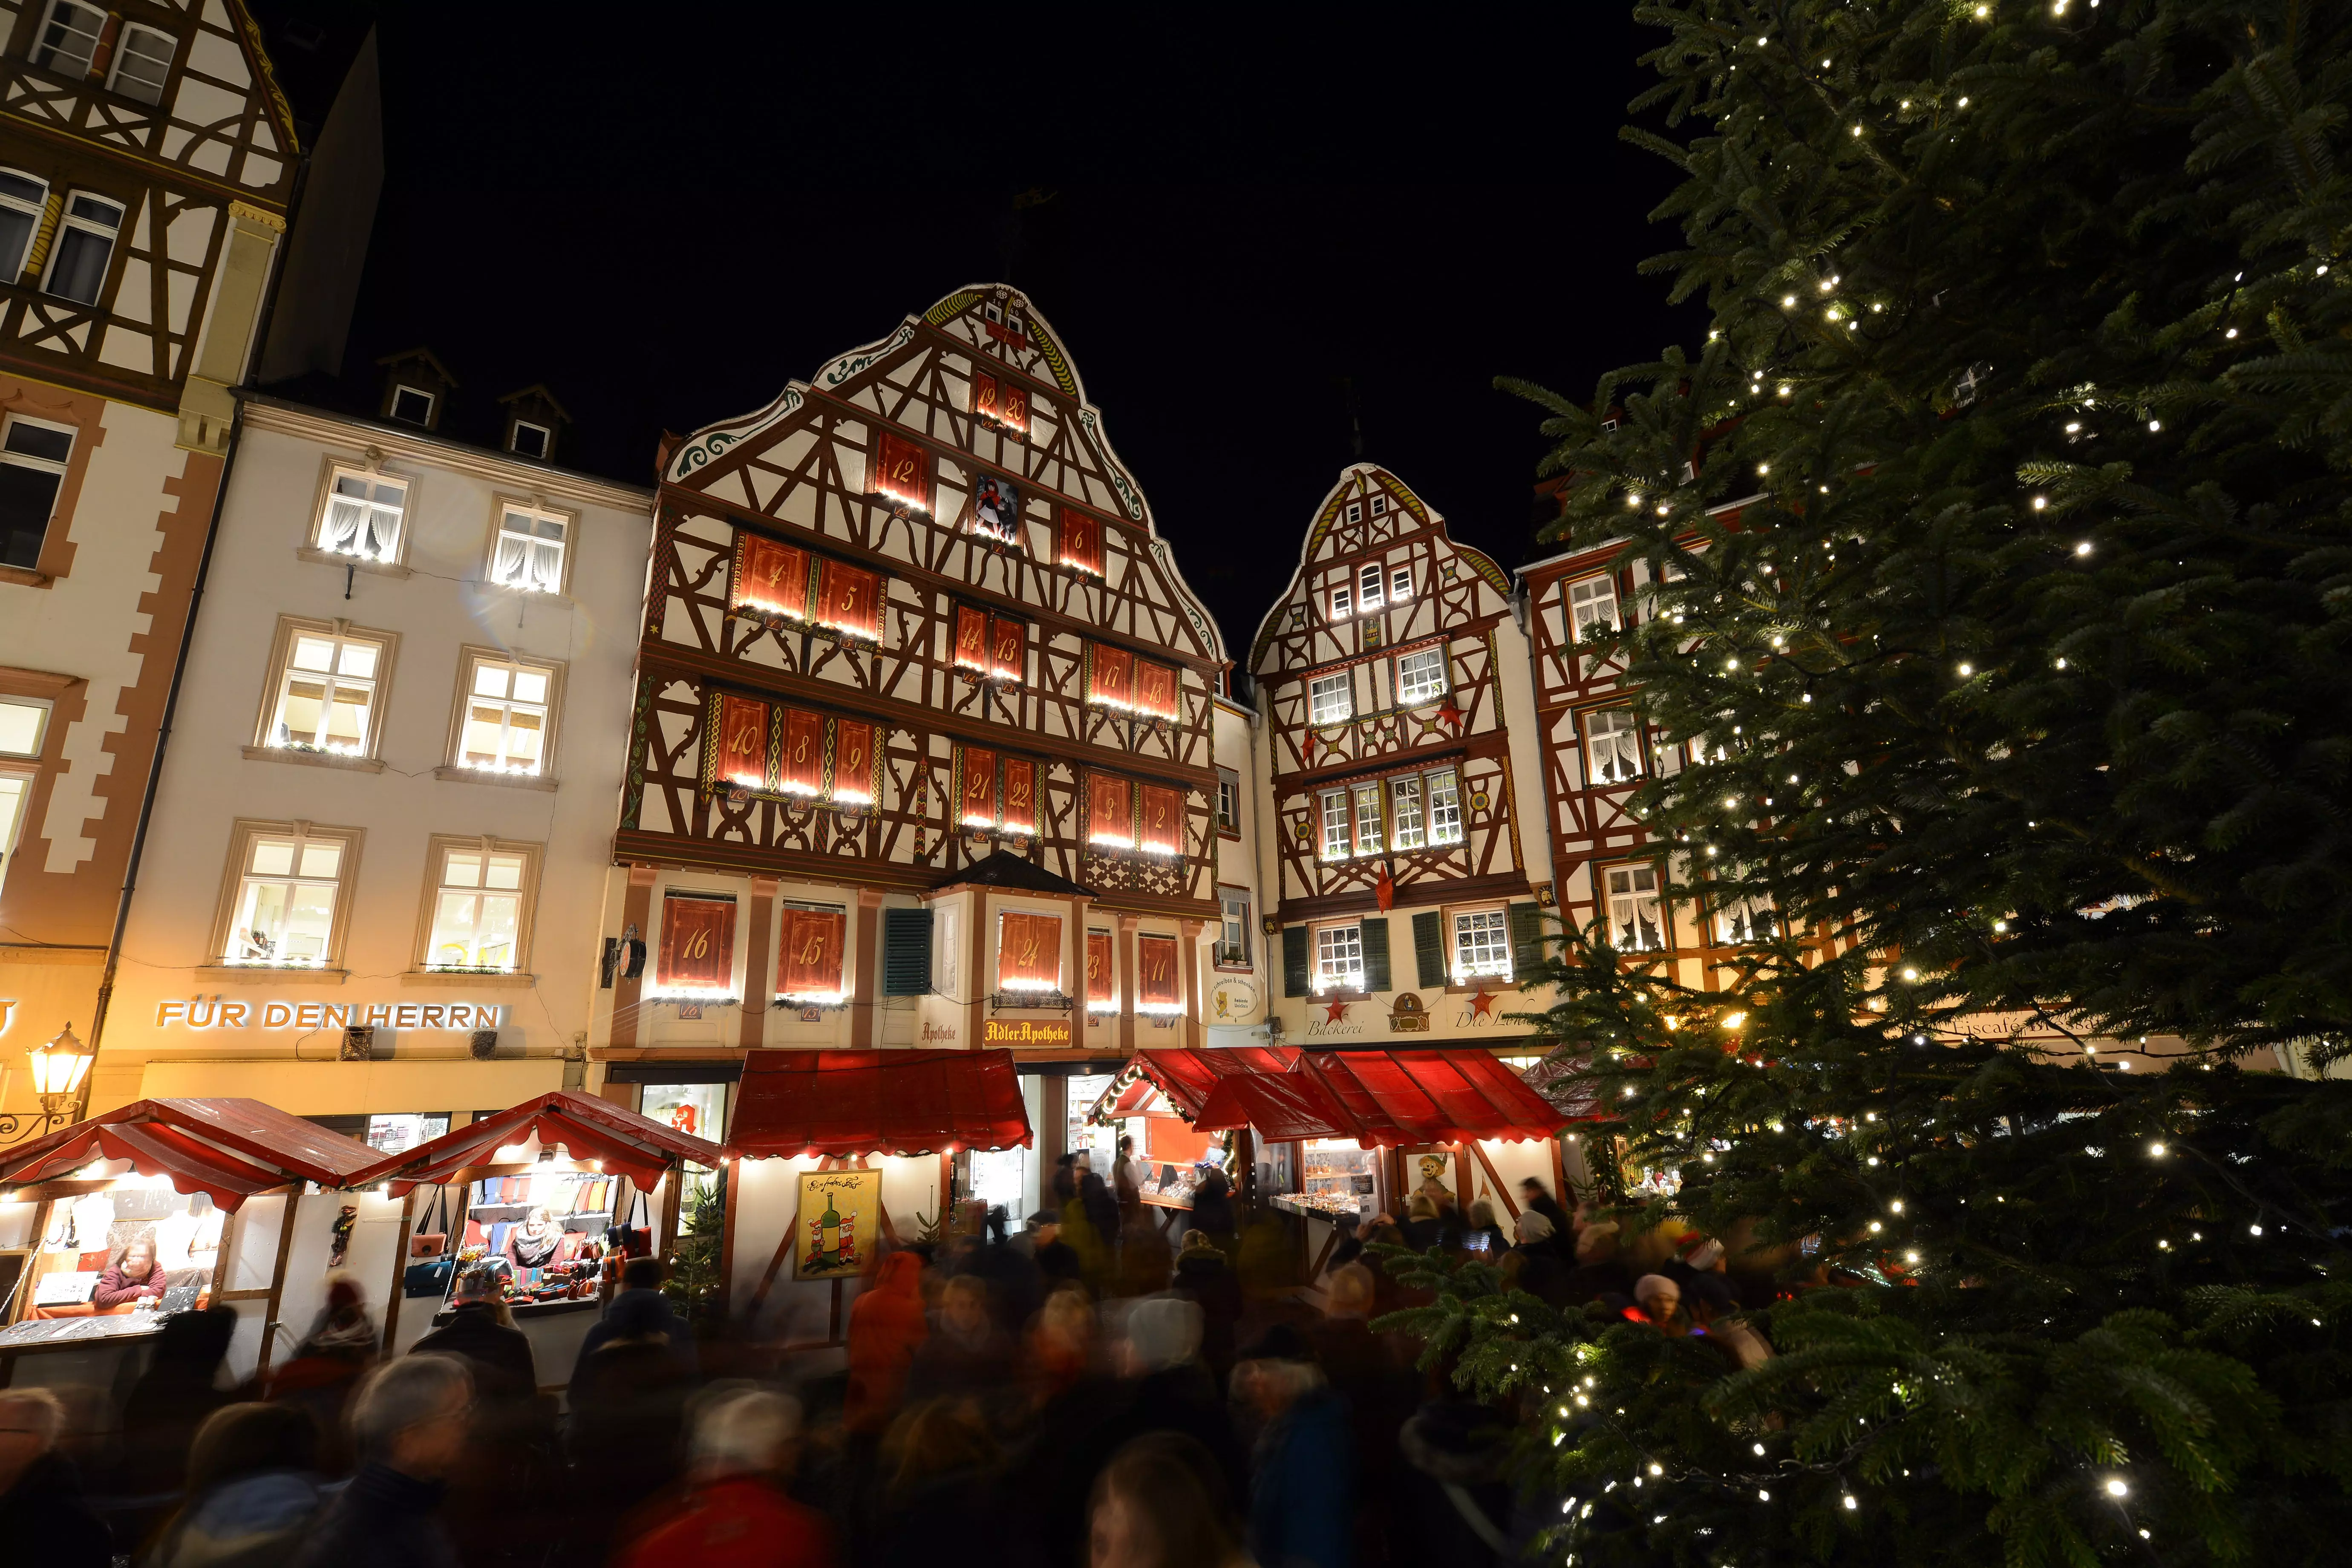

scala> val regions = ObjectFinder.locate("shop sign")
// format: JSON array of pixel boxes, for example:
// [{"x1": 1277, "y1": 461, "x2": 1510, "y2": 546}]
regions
[
  {"x1": 1208, "y1": 976, "x2": 1260, "y2": 1025},
  {"x1": 156, "y1": 1000, "x2": 504, "y2": 1031},
  {"x1": 795, "y1": 1167, "x2": 881, "y2": 1281},
  {"x1": 1389, "y1": 993, "x2": 1431, "y2": 1033},
  {"x1": 921, "y1": 1020, "x2": 959, "y2": 1042},
  {"x1": 983, "y1": 1018, "x2": 1071, "y2": 1047}
]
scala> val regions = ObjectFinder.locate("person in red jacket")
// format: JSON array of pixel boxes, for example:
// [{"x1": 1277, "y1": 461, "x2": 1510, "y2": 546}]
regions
[
  {"x1": 92, "y1": 1237, "x2": 168, "y2": 1309},
  {"x1": 844, "y1": 1251, "x2": 927, "y2": 1435},
  {"x1": 614, "y1": 1387, "x2": 832, "y2": 1568}
]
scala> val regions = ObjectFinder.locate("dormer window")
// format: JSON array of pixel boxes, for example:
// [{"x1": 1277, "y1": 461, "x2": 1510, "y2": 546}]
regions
[
  {"x1": 33, "y1": 3, "x2": 104, "y2": 79},
  {"x1": 508, "y1": 420, "x2": 550, "y2": 459},
  {"x1": 1346, "y1": 502, "x2": 1362, "y2": 525},
  {"x1": 108, "y1": 24, "x2": 176, "y2": 105},
  {"x1": 44, "y1": 192, "x2": 121, "y2": 306},
  {"x1": 389, "y1": 385, "x2": 434, "y2": 426},
  {"x1": 1370, "y1": 494, "x2": 1388, "y2": 516}
]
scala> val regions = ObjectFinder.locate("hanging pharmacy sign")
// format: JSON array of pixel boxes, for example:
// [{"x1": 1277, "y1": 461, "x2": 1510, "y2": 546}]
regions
[
  {"x1": 795, "y1": 1167, "x2": 882, "y2": 1281},
  {"x1": 154, "y1": 1000, "x2": 506, "y2": 1031}
]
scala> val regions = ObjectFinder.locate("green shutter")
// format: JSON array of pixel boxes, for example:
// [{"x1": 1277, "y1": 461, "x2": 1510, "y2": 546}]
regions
[
  {"x1": 881, "y1": 907, "x2": 933, "y2": 996},
  {"x1": 1509, "y1": 901, "x2": 1545, "y2": 980},
  {"x1": 1362, "y1": 916, "x2": 1392, "y2": 993},
  {"x1": 1412, "y1": 910, "x2": 1446, "y2": 990},
  {"x1": 1282, "y1": 925, "x2": 1311, "y2": 998}
]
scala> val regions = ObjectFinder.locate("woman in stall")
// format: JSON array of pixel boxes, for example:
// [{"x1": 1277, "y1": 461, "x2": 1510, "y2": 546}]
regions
[
  {"x1": 501, "y1": 1207, "x2": 577, "y2": 1276},
  {"x1": 92, "y1": 1235, "x2": 170, "y2": 1309}
]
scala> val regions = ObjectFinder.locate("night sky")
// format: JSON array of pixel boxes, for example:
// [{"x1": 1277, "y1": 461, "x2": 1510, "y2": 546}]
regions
[{"x1": 254, "y1": 4, "x2": 1699, "y2": 657}]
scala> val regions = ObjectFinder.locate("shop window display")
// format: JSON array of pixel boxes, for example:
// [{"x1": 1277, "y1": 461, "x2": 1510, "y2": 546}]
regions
[{"x1": 29, "y1": 1180, "x2": 222, "y2": 1318}]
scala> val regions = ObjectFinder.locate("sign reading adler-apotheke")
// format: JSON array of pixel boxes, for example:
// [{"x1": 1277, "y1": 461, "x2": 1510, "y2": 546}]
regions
[
  {"x1": 156, "y1": 1000, "x2": 505, "y2": 1031},
  {"x1": 983, "y1": 1018, "x2": 1072, "y2": 1047}
]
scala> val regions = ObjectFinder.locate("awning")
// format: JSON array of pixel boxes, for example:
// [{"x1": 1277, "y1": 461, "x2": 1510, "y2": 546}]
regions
[
  {"x1": 1193, "y1": 1071, "x2": 1351, "y2": 1142},
  {"x1": 352, "y1": 1090, "x2": 724, "y2": 1196},
  {"x1": 0, "y1": 1098, "x2": 381, "y2": 1211},
  {"x1": 1522, "y1": 1054, "x2": 1605, "y2": 1122},
  {"x1": 1303, "y1": 1049, "x2": 1571, "y2": 1147},
  {"x1": 727, "y1": 1048, "x2": 1032, "y2": 1159},
  {"x1": 1090, "y1": 1047, "x2": 1301, "y2": 1124}
]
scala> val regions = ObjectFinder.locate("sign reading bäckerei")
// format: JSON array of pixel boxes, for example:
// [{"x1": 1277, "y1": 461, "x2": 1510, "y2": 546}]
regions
[
  {"x1": 983, "y1": 1018, "x2": 1072, "y2": 1047},
  {"x1": 156, "y1": 1000, "x2": 504, "y2": 1031}
]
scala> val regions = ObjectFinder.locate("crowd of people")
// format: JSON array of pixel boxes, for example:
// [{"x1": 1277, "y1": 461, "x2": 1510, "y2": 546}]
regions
[{"x1": 0, "y1": 1162, "x2": 1775, "y2": 1568}]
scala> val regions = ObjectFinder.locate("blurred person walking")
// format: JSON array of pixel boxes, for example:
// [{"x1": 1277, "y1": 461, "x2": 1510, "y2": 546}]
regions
[
  {"x1": 906, "y1": 1275, "x2": 1015, "y2": 1407},
  {"x1": 413, "y1": 1268, "x2": 554, "y2": 1568},
  {"x1": 574, "y1": 1257, "x2": 698, "y2": 1380},
  {"x1": 412, "y1": 1268, "x2": 537, "y2": 1404},
  {"x1": 874, "y1": 1399, "x2": 1006, "y2": 1568},
  {"x1": 145, "y1": 1401, "x2": 322, "y2": 1568},
  {"x1": 1109, "y1": 1296, "x2": 1245, "y2": 1504},
  {"x1": 116, "y1": 1305, "x2": 237, "y2": 1499},
  {"x1": 1234, "y1": 1326, "x2": 1352, "y2": 1568},
  {"x1": 1172, "y1": 1229, "x2": 1242, "y2": 1381},
  {"x1": 0, "y1": 1387, "x2": 109, "y2": 1568},
  {"x1": 569, "y1": 1284, "x2": 699, "y2": 1526},
  {"x1": 845, "y1": 1251, "x2": 929, "y2": 1436},
  {"x1": 288, "y1": 1354, "x2": 473, "y2": 1568},
  {"x1": 1088, "y1": 1431, "x2": 1249, "y2": 1568},
  {"x1": 1307, "y1": 1265, "x2": 1414, "y2": 1568},
  {"x1": 614, "y1": 1386, "x2": 833, "y2": 1568}
]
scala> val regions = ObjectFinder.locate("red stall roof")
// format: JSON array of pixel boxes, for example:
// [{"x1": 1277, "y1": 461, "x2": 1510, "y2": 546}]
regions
[
  {"x1": 0, "y1": 1098, "x2": 380, "y2": 1211},
  {"x1": 1108, "y1": 1047, "x2": 1301, "y2": 1124},
  {"x1": 727, "y1": 1049, "x2": 1032, "y2": 1159},
  {"x1": 1191, "y1": 1049, "x2": 1572, "y2": 1148},
  {"x1": 353, "y1": 1090, "x2": 723, "y2": 1196}
]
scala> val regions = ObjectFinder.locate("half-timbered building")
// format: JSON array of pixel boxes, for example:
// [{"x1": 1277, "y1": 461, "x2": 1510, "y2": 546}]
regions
[
  {"x1": 1246, "y1": 465, "x2": 1553, "y2": 1052},
  {"x1": 595, "y1": 285, "x2": 1254, "y2": 1142},
  {"x1": 0, "y1": 3, "x2": 360, "y2": 1123}
]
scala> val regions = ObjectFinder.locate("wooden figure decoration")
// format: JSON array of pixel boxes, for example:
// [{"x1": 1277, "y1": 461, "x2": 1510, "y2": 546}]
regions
[{"x1": 796, "y1": 1168, "x2": 882, "y2": 1280}]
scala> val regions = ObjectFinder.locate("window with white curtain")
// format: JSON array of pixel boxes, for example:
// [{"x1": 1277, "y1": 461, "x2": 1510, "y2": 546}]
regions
[
  {"x1": 223, "y1": 827, "x2": 352, "y2": 966},
  {"x1": 1452, "y1": 907, "x2": 1513, "y2": 981},
  {"x1": 1584, "y1": 708, "x2": 1645, "y2": 784},
  {"x1": 1605, "y1": 863, "x2": 1667, "y2": 951},
  {"x1": 490, "y1": 504, "x2": 568, "y2": 593},
  {"x1": 1715, "y1": 893, "x2": 1777, "y2": 945},
  {"x1": 314, "y1": 469, "x2": 407, "y2": 562},
  {"x1": 1569, "y1": 574, "x2": 1619, "y2": 639},
  {"x1": 456, "y1": 655, "x2": 553, "y2": 774}
]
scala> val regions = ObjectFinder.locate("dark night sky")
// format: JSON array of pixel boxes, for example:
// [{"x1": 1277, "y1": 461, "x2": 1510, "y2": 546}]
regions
[{"x1": 254, "y1": 3, "x2": 1700, "y2": 657}]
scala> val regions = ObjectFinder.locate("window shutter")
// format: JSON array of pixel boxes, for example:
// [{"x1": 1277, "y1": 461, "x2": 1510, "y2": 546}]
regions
[
  {"x1": 1362, "y1": 916, "x2": 1392, "y2": 994},
  {"x1": 1282, "y1": 925, "x2": 1310, "y2": 998},
  {"x1": 1412, "y1": 911, "x2": 1445, "y2": 990},
  {"x1": 1509, "y1": 901, "x2": 1545, "y2": 979},
  {"x1": 881, "y1": 907, "x2": 933, "y2": 996}
]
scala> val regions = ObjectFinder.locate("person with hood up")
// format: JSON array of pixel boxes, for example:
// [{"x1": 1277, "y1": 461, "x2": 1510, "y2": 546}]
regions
[
  {"x1": 146, "y1": 1401, "x2": 323, "y2": 1568},
  {"x1": 0, "y1": 1388, "x2": 107, "y2": 1568},
  {"x1": 572, "y1": 1257, "x2": 697, "y2": 1381},
  {"x1": 845, "y1": 1251, "x2": 929, "y2": 1435},
  {"x1": 1234, "y1": 1325, "x2": 1352, "y2": 1568},
  {"x1": 614, "y1": 1387, "x2": 833, "y2": 1568}
]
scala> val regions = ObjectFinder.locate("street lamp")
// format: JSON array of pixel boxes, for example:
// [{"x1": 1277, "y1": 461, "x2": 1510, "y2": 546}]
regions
[{"x1": 2, "y1": 1021, "x2": 95, "y2": 1144}]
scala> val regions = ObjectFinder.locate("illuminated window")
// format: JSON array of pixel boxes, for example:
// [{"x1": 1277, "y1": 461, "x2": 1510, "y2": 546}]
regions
[
  {"x1": 1059, "y1": 507, "x2": 1104, "y2": 574},
  {"x1": 1569, "y1": 574, "x2": 1618, "y2": 638},
  {"x1": 1140, "y1": 785, "x2": 1184, "y2": 855},
  {"x1": 43, "y1": 190, "x2": 121, "y2": 306},
  {"x1": 1088, "y1": 772, "x2": 1135, "y2": 849},
  {"x1": 1358, "y1": 562, "x2": 1384, "y2": 610},
  {"x1": 1715, "y1": 893, "x2": 1777, "y2": 945},
  {"x1": 656, "y1": 891, "x2": 737, "y2": 995},
  {"x1": 1352, "y1": 781, "x2": 1383, "y2": 856},
  {"x1": 870, "y1": 431, "x2": 931, "y2": 512},
  {"x1": 490, "y1": 503, "x2": 570, "y2": 593},
  {"x1": 816, "y1": 557, "x2": 883, "y2": 638},
  {"x1": 1425, "y1": 769, "x2": 1463, "y2": 845},
  {"x1": 1584, "y1": 708, "x2": 1645, "y2": 784},
  {"x1": 0, "y1": 696, "x2": 49, "y2": 760},
  {"x1": 1452, "y1": 907, "x2": 1512, "y2": 982},
  {"x1": 1329, "y1": 581, "x2": 1352, "y2": 619},
  {"x1": 314, "y1": 468, "x2": 408, "y2": 562},
  {"x1": 453, "y1": 652, "x2": 555, "y2": 776},
  {"x1": 954, "y1": 607, "x2": 1027, "y2": 683},
  {"x1": 260, "y1": 620, "x2": 390, "y2": 759},
  {"x1": 1217, "y1": 889, "x2": 1252, "y2": 967},
  {"x1": 1314, "y1": 921, "x2": 1364, "y2": 992},
  {"x1": 1309, "y1": 672, "x2": 1352, "y2": 725},
  {"x1": 107, "y1": 23, "x2": 176, "y2": 104},
  {"x1": 1605, "y1": 863, "x2": 1667, "y2": 951},
  {"x1": 0, "y1": 171, "x2": 49, "y2": 281},
  {"x1": 1395, "y1": 647, "x2": 1447, "y2": 706},
  {"x1": 1215, "y1": 768, "x2": 1240, "y2": 833},
  {"x1": 1390, "y1": 775, "x2": 1424, "y2": 850},
  {"x1": 422, "y1": 841, "x2": 537, "y2": 972},
  {"x1": 0, "y1": 772, "x2": 29, "y2": 901},
  {"x1": 215, "y1": 821, "x2": 360, "y2": 968},
  {"x1": 1320, "y1": 790, "x2": 1352, "y2": 861},
  {"x1": 1390, "y1": 565, "x2": 1412, "y2": 600},
  {"x1": 732, "y1": 531, "x2": 809, "y2": 620}
]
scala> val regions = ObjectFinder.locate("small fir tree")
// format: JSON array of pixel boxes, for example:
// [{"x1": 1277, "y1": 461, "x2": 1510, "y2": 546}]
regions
[{"x1": 1383, "y1": 4, "x2": 2352, "y2": 1564}]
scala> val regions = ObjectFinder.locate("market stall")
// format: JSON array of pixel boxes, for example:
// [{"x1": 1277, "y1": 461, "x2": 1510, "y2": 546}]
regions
[
  {"x1": 350, "y1": 1091, "x2": 723, "y2": 1379},
  {"x1": 1194, "y1": 1047, "x2": 1576, "y2": 1277},
  {"x1": 1085, "y1": 1048, "x2": 1296, "y2": 1223},
  {"x1": 722, "y1": 1049, "x2": 1031, "y2": 1352},
  {"x1": 0, "y1": 1098, "x2": 382, "y2": 1391}
]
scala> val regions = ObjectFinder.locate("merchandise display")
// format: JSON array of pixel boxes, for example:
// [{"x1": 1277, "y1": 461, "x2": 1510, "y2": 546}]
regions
[{"x1": 447, "y1": 1167, "x2": 617, "y2": 1308}]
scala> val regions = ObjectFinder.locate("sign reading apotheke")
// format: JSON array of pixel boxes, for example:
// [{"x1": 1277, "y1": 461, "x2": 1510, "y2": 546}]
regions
[{"x1": 156, "y1": 1000, "x2": 505, "y2": 1031}]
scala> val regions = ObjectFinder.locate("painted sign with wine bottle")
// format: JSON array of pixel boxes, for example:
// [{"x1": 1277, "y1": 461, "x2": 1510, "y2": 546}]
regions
[{"x1": 795, "y1": 1168, "x2": 882, "y2": 1280}]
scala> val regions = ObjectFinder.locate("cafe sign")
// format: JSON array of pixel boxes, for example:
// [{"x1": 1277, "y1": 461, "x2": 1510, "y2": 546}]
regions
[{"x1": 156, "y1": 1000, "x2": 505, "y2": 1031}]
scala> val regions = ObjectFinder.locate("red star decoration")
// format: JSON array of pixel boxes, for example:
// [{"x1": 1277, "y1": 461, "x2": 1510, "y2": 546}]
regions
[
  {"x1": 1323, "y1": 997, "x2": 1350, "y2": 1024},
  {"x1": 1435, "y1": 703, "x2": 1466, "y2": 734},
  {"x1": 1469, "y1": 989, "x2": 1499, "y2": 1019}
]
